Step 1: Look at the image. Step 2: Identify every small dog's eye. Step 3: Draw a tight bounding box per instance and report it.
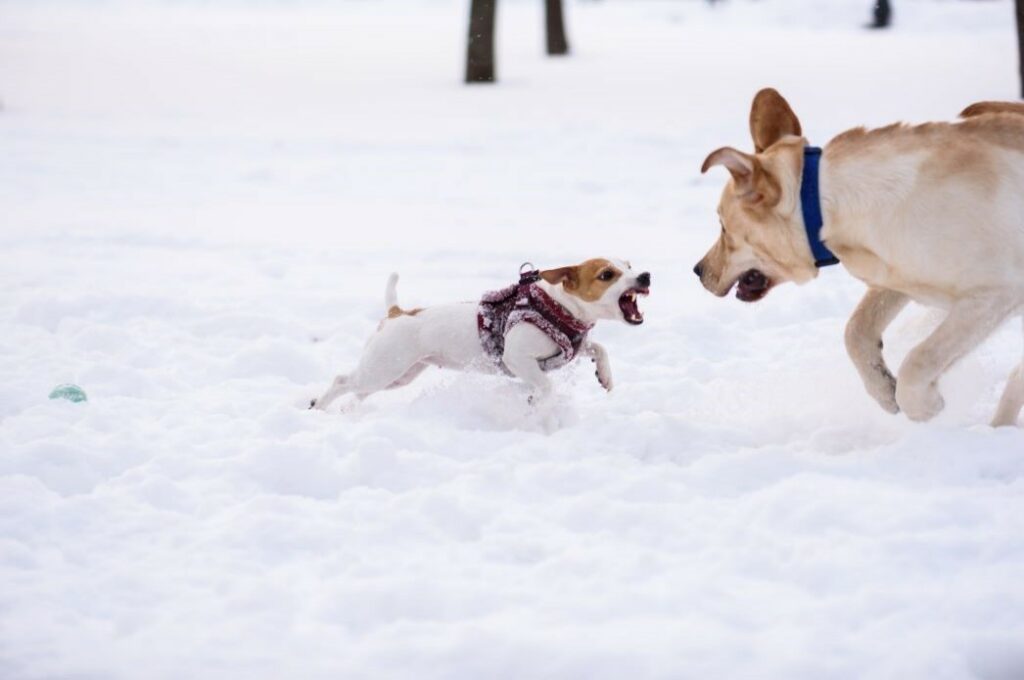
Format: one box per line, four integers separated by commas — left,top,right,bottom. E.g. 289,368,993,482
599,270,614,281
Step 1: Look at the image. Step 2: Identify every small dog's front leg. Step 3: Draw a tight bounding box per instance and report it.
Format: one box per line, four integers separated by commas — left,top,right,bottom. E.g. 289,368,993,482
502,325,555,405
505,355,553,406
585,341,613,392
845,288,909,414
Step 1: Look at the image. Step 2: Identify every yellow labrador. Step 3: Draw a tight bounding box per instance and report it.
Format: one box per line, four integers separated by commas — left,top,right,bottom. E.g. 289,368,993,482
694,89,1024,427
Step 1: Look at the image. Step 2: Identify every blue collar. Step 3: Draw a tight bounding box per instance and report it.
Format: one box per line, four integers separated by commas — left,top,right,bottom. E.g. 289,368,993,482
800,146,839,268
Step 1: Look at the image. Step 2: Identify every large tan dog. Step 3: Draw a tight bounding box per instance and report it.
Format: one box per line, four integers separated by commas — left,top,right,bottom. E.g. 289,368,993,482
694,89,1024,427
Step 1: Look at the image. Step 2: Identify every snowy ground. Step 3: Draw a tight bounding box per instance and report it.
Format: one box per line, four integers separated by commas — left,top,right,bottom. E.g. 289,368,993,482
2,0,1024,677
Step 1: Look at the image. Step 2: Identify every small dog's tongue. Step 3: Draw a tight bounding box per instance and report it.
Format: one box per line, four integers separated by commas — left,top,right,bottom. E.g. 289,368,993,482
619,289,646,325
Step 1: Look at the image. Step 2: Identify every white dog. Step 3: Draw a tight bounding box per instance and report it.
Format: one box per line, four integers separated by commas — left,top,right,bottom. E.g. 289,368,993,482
694,89,1024,427
311,259,650,411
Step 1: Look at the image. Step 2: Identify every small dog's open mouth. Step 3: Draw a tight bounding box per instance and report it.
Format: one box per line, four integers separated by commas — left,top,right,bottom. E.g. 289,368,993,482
619,287,649,325
736,269,772,302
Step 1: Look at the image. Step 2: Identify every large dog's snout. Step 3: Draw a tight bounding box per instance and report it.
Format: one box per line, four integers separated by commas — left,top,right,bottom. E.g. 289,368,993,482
692,263,704,278
637,272,651,288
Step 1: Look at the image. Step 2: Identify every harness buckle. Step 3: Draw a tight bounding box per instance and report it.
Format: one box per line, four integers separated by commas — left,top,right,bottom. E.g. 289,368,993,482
519,262,540,284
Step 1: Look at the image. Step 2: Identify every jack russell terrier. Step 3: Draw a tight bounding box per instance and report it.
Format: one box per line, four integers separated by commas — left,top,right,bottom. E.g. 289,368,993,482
694,89,1024,427
311,259,651,411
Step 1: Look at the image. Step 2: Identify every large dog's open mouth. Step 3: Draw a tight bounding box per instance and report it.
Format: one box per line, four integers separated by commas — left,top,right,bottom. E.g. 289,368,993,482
735,269,772,302
619,287,649,325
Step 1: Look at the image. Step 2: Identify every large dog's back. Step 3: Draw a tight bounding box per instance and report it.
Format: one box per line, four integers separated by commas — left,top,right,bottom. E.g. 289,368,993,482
960,101,1024,119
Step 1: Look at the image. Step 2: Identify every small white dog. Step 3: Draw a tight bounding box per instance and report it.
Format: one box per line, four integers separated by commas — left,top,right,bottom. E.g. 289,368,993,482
694,89,1024,427
311,259,650,411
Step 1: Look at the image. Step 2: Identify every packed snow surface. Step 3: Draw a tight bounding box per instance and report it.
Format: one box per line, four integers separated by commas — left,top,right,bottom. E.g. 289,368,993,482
2,0,1024,678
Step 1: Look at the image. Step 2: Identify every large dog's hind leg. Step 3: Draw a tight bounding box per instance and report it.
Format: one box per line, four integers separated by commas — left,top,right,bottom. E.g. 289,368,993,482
991,317,1024,428
896,293,1018,422
845,288,909,414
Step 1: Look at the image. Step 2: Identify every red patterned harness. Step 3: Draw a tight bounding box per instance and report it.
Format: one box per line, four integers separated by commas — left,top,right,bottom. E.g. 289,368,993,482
477,270,593,373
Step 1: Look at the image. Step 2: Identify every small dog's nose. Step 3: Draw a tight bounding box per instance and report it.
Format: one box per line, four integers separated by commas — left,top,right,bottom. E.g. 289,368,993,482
692,263,704,278
637,272,651,288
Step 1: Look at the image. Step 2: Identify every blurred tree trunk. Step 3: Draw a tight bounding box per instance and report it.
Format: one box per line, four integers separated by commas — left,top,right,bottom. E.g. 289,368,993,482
869,0,891,29
1017,0,1024,97
466,0,497,83
545,0,569,56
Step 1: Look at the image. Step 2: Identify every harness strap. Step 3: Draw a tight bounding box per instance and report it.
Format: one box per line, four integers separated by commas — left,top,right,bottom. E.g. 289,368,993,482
477,271,593,372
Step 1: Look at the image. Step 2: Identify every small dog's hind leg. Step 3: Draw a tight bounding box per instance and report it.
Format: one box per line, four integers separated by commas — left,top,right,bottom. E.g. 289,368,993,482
991,317,1024,428
385,362,429,390
311,374,351,411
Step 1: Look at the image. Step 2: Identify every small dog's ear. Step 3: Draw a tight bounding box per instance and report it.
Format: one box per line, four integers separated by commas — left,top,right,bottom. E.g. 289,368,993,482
701,147,779,207
540,266,579,289
749,88,802,153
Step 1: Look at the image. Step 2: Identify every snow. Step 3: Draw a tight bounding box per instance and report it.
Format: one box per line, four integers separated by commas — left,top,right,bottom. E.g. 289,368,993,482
2,0,1024,677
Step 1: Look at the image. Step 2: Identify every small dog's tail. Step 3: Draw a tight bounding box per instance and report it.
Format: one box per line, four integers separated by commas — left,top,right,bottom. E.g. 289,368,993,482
960,101,1024,119
385,273,400,315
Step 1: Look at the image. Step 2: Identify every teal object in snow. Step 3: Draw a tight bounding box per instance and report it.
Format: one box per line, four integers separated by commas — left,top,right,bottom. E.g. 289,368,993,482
49,384,87,403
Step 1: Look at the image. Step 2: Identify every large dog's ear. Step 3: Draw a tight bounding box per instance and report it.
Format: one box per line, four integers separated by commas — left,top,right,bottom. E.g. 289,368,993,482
701,147,780,206
749,88,802,153
540,266,579,290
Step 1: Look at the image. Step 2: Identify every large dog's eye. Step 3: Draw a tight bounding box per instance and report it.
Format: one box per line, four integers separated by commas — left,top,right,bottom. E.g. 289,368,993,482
719,219,726,235
598,270,615,281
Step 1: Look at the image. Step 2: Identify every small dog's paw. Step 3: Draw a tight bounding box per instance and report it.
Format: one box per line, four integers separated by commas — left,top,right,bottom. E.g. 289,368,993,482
595,369,613,392
896,381,945,422
308,398,318,410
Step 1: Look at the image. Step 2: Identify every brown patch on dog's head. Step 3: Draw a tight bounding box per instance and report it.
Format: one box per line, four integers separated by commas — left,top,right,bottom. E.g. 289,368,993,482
541,259,622,302
693,89,818,302
541,258,650,324
387,305,423,319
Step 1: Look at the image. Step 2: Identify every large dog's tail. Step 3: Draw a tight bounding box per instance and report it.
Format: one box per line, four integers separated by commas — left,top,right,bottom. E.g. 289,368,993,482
960,101,1024,119
384,273,400,315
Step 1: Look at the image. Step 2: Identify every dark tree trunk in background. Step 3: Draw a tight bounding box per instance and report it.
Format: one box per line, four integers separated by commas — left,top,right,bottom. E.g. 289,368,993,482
545,0,569,56
1017,0,1024,97
466,0,497,83
869,0,891,29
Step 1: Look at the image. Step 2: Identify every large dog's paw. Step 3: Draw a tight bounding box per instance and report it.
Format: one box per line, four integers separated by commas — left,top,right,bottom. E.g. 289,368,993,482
895,380,945,422
865,367,900,415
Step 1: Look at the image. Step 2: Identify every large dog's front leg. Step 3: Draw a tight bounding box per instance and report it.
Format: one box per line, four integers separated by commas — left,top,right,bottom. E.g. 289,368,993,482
896,293,1017,422
585,341,613,392
845,288,909,414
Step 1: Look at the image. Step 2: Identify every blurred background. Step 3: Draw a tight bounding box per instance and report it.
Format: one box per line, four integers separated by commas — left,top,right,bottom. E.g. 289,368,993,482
1,0,1019,261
